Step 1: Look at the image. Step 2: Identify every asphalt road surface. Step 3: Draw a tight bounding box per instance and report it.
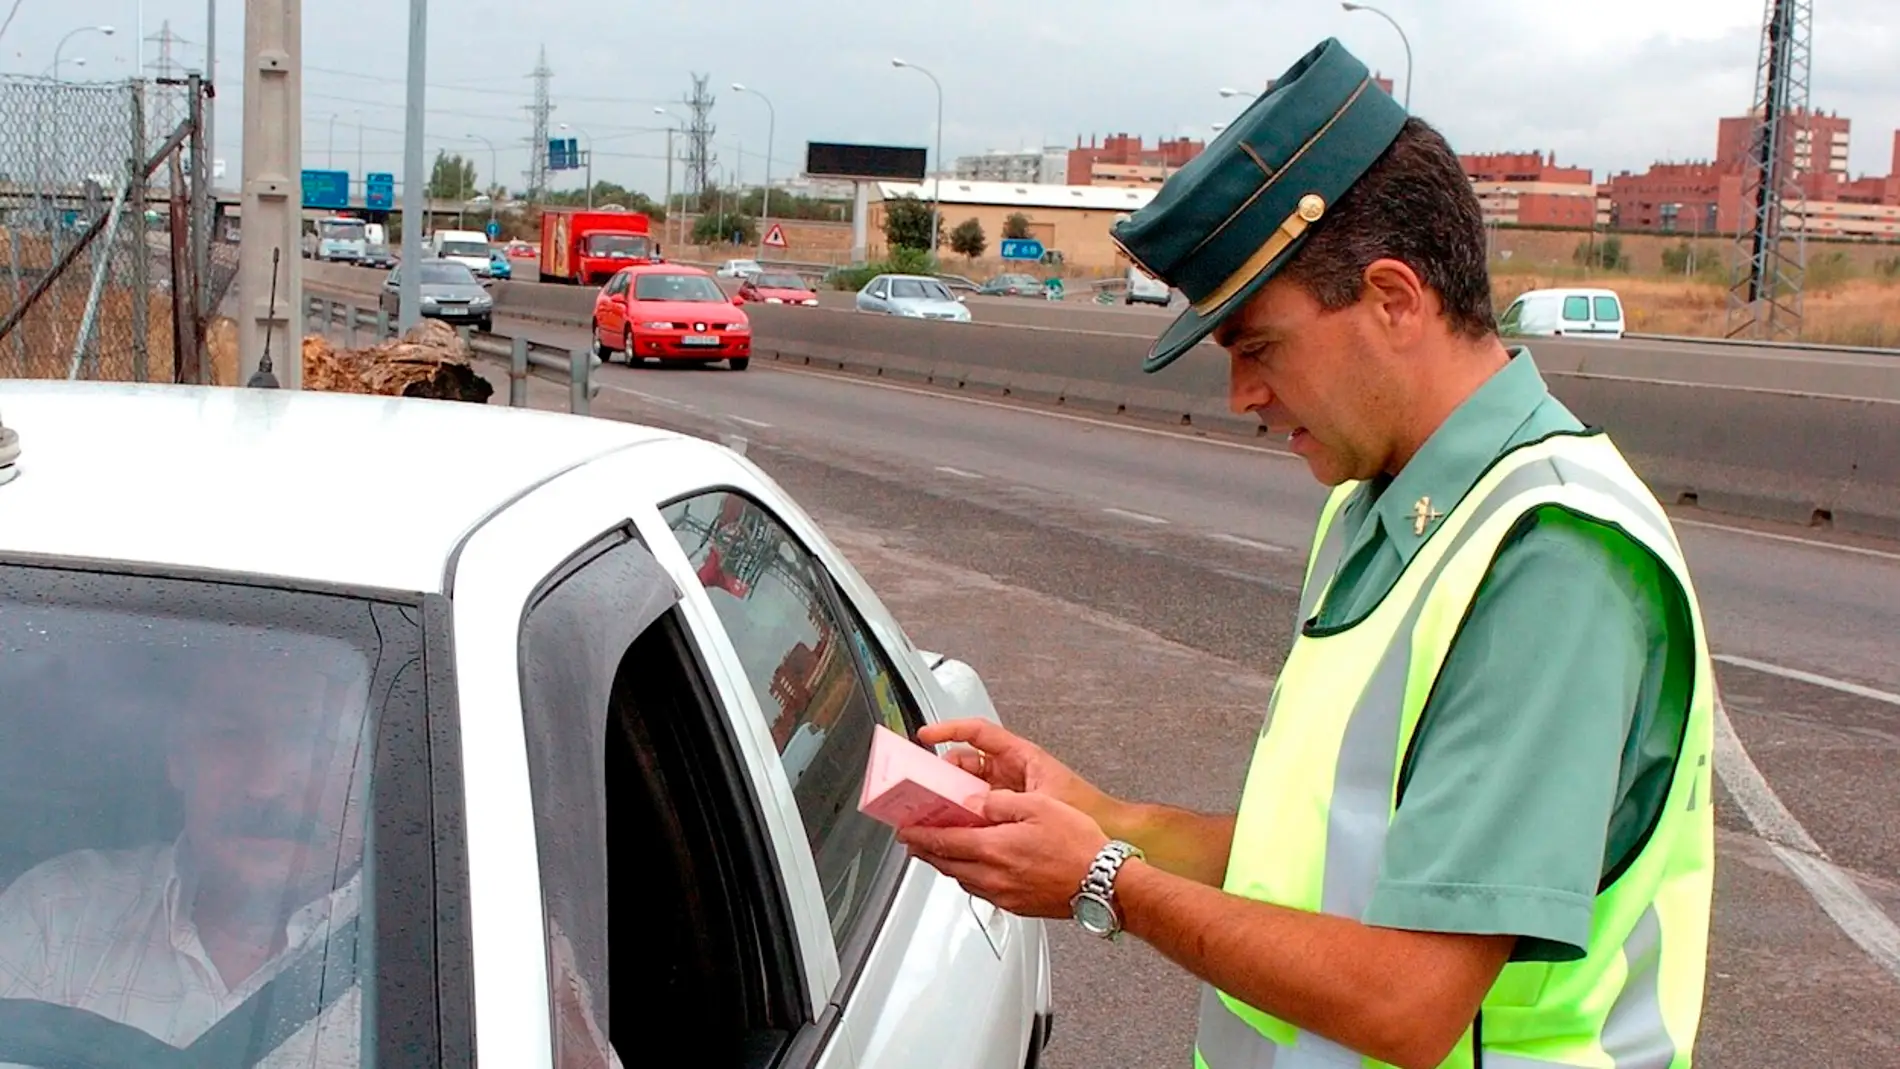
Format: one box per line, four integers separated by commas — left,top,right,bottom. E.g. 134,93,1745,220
457,307,1900,1068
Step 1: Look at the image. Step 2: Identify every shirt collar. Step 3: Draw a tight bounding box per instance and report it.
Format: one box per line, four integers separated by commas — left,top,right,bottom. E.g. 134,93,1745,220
1363,347,1552,564
163,834,365,953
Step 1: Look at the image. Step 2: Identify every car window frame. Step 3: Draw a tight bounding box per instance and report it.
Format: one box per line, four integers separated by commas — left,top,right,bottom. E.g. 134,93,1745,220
648,485,932,1007
1561,294,1591,322
1593,295,1621,323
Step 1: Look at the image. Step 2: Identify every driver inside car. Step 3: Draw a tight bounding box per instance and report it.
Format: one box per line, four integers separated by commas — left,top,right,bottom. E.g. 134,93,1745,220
0,642,373,1066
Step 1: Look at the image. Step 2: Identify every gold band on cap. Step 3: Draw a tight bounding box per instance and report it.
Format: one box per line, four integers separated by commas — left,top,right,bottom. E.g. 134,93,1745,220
1190,193,1325,316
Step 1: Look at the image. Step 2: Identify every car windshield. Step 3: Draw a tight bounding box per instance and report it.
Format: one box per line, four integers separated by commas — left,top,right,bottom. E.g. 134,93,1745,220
419,261,476,285
634,273,725,302
439,241,488,259
754,274,807,290
319,221,364,241
0,563,423,1065
584,234,652,259
890,279,952,301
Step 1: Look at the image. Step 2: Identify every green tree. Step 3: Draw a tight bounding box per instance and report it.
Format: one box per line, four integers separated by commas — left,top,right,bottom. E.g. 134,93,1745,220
949,217,987,259
1002,212,1032,240
693,211,757,245
882,194,940,251
427,151,478,201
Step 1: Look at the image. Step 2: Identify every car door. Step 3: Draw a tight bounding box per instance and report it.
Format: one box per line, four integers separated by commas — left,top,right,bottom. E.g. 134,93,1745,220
857,278,890,315
452,446,853,1069
595,271,628,344
632,445,1038,1069
381,266,400,314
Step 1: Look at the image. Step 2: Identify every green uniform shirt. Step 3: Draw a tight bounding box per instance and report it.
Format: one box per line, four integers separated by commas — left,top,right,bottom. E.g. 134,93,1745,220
1309,348,1695,963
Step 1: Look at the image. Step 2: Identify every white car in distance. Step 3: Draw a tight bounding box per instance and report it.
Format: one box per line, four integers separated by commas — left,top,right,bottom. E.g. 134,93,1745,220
0,381,1054,1069
717,258,764,279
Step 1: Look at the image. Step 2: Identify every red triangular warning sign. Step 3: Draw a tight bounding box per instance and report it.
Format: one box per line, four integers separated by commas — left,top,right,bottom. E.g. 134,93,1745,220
762,222,788,249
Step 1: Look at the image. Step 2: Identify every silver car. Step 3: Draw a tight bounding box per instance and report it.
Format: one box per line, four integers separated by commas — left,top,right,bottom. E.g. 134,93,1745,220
855,274,972,322
379,257,495,332
0,380,1056,1069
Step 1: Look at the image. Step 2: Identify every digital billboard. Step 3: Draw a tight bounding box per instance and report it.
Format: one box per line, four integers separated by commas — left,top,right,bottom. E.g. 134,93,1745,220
804,142,928,182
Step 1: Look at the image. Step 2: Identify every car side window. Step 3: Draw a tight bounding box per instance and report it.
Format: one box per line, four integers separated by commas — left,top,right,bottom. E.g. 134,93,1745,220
661,491,917,945
1594,296,1621,322
1498,299,1524,334
1562,295,1591,322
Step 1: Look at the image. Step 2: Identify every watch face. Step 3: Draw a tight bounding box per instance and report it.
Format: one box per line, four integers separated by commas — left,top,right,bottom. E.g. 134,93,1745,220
1072,893,1116,935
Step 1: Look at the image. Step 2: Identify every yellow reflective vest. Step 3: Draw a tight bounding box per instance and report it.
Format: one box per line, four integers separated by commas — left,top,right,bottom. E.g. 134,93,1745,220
1193,431,1716,1069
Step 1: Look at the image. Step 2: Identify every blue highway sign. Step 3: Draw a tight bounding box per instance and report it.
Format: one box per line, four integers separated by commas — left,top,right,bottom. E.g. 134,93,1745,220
301,169,351,210
1000,237,1044,261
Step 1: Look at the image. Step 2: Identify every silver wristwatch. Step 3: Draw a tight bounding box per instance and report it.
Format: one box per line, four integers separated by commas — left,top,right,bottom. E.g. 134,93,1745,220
1070,840,1144,939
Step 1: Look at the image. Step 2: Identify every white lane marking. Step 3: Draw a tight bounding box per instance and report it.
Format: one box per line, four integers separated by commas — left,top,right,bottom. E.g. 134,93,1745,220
1715,654,1900,707
1714,698,1900,983
727,415,774,429
1208,533,1290,554
1672,517,1900,563
934,466,983,480
1103,507,1169,525
764,361,1305,462
599,383,699,412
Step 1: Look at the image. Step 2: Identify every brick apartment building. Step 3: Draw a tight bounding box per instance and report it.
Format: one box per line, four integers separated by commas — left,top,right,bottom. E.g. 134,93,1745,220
1066,133,1205,187
1460,150,1607,228
1609,110,1900,240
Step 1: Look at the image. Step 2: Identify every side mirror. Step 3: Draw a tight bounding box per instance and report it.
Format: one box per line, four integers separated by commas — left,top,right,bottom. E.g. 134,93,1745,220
956,296,967,303
481,280,494,290
732,295,745,306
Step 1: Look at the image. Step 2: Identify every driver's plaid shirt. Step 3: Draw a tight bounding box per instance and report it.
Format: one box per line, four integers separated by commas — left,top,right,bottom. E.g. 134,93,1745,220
0,839,360,1066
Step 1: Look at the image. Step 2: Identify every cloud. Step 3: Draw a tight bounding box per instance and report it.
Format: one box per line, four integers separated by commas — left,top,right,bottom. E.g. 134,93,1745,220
2,0,1892,198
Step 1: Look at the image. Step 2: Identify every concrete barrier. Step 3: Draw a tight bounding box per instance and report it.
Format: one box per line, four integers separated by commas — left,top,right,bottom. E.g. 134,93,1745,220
738,306,1900,539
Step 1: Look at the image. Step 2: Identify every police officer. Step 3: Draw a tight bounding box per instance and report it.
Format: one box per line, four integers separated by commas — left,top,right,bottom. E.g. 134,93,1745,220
898,38,1716,1069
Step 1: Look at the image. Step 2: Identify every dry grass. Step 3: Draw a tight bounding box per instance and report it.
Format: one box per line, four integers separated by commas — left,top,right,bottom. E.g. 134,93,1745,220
1492,273,1900,347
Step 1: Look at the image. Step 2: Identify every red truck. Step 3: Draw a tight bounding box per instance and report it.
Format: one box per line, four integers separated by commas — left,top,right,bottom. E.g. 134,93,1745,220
538,209,659,285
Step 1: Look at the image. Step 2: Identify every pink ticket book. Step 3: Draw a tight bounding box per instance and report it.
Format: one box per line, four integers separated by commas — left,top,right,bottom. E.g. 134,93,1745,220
859,724,994,830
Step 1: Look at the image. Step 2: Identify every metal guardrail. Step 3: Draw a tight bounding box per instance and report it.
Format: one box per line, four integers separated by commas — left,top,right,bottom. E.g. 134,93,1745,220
301,294,597,415
1622,332,1899,357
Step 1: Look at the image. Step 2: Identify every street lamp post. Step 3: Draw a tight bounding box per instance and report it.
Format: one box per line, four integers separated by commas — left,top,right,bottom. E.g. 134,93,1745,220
467,134,498,223
557,122,593,208
53,25,114,81
1341,2,1412,110
891,58,944,255
731,83,776,259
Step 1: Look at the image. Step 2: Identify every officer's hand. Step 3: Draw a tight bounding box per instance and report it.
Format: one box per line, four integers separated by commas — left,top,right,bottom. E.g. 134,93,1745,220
919,719,1113,823
899,789,1109,920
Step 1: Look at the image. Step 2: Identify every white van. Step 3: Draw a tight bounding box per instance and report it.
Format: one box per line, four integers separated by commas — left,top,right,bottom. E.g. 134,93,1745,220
1498,287,1626,339
1125,265,1172,307
429,229,494,276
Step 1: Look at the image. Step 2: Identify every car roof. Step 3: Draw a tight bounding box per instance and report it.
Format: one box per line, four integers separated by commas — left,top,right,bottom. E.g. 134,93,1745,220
880,274,948,283
624,263,711,277
0,380,680,592
1518,287,1621,300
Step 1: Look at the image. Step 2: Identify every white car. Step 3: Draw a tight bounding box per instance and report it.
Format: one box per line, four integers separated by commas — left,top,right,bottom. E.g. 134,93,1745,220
0,381,1053,1069
716,258,763,279
1497,286,1626,340
855,275,973,323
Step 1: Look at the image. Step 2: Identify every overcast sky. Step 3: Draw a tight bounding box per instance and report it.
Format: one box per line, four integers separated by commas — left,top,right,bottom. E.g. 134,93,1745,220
3,0,1897,199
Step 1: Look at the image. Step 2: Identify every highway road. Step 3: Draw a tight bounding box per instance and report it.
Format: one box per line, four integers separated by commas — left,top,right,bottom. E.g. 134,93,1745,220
310,259,1900,401
465,309,1900,1067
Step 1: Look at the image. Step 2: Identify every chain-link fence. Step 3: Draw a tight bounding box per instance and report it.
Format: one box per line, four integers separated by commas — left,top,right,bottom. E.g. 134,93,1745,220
0,74,229,383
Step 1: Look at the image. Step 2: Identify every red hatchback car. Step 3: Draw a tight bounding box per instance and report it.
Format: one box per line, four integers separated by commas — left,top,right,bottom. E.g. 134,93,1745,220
734,270,820,306
592,264,752,370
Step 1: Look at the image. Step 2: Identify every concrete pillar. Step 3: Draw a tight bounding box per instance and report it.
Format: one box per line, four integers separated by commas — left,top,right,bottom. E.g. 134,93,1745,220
235,0,302,388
